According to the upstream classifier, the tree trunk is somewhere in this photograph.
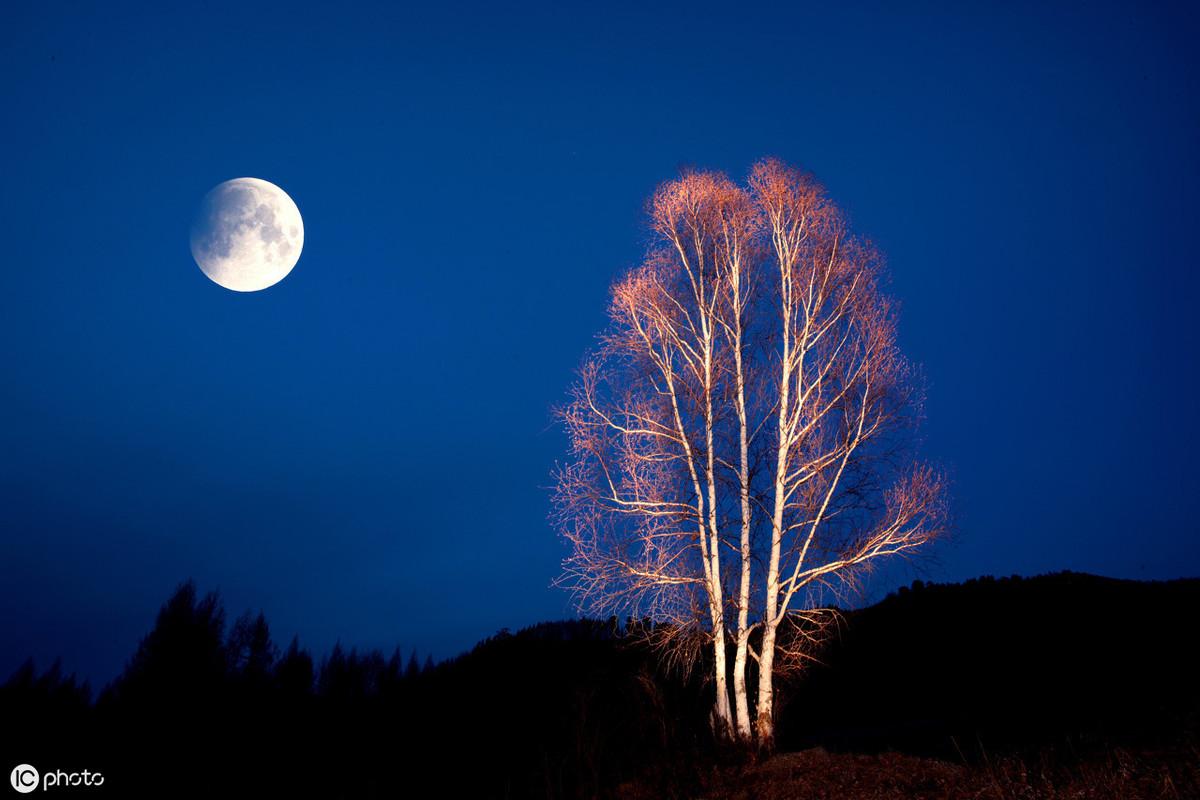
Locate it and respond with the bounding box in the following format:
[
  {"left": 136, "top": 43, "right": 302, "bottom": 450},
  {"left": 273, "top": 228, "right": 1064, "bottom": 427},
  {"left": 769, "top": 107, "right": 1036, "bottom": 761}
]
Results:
[
  {"left": 712, "top": 625, "right": 734, "bottom": 738},
  {"left": 755, "top": 624, "right": 777, "bottom": 748},
  {"left": 757, "top": 300, "right": 790, "bottom": 750},
  {"left": 732, "top": 632, "right": 752, "bottom": 738},
  {"left": 730, "top": 281, "right": 754, "bottom": 741}
]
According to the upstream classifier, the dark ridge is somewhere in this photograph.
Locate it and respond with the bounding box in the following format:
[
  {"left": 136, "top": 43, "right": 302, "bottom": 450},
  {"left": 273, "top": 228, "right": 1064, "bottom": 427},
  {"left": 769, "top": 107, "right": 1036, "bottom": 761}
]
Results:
[
  {"left": 776, "top": 571, "right": 1200, "bottom": 758},
  {"left": 2, "top": 571, "right": 1196, "bottom": 798}
]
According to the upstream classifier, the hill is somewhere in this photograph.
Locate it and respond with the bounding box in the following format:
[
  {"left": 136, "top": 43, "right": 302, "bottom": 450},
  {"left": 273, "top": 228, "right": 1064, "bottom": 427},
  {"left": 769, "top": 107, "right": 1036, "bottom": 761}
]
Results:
[
  {"left": 778, "top": 572, "right": 1200, "bottom": 757},
  {"left": 2, "top": 572, "right": 1196, "bottom": 798}
]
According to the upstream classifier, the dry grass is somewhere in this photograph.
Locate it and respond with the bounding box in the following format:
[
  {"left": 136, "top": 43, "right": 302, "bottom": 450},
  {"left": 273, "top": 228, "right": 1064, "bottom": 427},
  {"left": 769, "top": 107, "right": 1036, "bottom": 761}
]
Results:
[{"left": 620, "top": 745, "right": 1200, "bottom": 800}]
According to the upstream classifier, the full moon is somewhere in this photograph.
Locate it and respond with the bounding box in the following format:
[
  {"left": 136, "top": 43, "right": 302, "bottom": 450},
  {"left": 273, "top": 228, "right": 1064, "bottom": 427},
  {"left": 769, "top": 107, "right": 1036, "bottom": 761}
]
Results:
[{"left": 190, "top": 178, "right": 304, "bottom": 292}]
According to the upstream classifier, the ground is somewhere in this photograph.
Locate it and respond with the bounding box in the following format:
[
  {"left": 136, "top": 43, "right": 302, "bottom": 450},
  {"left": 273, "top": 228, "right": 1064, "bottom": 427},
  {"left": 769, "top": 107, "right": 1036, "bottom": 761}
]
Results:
[{"left": 621, "top": 745, "right": 1200, "bottom": 800}]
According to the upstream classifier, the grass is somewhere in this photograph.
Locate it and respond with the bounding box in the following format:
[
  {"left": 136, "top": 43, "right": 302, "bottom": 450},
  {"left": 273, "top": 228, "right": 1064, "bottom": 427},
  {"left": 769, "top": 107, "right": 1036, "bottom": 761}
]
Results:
[{"left": 618, "top": 742, "right": 1200, "bottom": 800}]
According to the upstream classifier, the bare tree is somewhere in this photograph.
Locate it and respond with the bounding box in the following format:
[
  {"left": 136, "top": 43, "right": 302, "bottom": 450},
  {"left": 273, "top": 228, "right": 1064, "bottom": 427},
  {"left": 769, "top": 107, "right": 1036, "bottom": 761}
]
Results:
[{"left": 554, "top": 159, "right": 946, "bottom": 748}]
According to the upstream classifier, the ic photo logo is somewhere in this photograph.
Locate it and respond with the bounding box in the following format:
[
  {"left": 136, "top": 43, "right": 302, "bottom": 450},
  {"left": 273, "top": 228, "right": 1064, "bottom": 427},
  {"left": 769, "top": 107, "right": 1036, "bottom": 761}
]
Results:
[
  {"left": 8, "top": 764, "right": 104, "bottom": 793},
  {"left": 9, "top": 765, "right": 38, "bottom": 794}
]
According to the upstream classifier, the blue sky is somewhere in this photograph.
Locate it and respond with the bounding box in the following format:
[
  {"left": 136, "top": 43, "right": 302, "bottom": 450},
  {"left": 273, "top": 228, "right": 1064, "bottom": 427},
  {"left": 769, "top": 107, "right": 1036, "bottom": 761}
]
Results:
[{"left": 1, "top": 0, "right": 1197, "bottom": 684}]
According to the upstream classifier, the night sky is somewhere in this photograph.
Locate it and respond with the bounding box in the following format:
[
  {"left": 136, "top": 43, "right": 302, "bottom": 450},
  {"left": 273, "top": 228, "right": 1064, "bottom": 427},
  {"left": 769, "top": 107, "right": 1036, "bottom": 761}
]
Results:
[{"left": 2, "top": 1, "right": 1197, "bottom": 685}]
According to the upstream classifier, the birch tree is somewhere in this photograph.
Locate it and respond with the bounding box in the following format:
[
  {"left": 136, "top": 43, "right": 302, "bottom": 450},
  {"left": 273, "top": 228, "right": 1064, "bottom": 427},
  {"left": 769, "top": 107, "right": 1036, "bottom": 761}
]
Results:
[{"left": 555, "top": 159, "right": 945, "bottom": 748}]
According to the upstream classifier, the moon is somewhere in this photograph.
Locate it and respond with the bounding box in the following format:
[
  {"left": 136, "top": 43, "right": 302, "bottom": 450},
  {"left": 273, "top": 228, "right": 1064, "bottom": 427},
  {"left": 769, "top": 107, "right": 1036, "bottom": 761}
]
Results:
[{"left": 190, "top": 178, "right": 303, "bottom": 292}]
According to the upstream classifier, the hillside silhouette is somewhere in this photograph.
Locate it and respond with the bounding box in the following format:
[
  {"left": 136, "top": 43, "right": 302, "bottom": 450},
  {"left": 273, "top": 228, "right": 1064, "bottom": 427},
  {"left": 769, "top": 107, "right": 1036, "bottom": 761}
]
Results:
[{"left": 2, "top": 572, "right": 1196, "bottom": 798}]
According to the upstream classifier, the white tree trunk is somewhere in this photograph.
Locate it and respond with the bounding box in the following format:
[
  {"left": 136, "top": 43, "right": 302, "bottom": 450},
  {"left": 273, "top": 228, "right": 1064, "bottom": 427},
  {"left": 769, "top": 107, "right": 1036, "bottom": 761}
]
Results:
[
  {"left": 732, "top": 634, "right": 752, "bottom": 738},
  {"left": 731, "top": 300, "right": 754, "bottom": 740},
  {"left": 712, "top": 622, "right": 733, "bottom": 736},
  {"left": 755, "top": 624, "right": 777, "bottom": 744}
]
